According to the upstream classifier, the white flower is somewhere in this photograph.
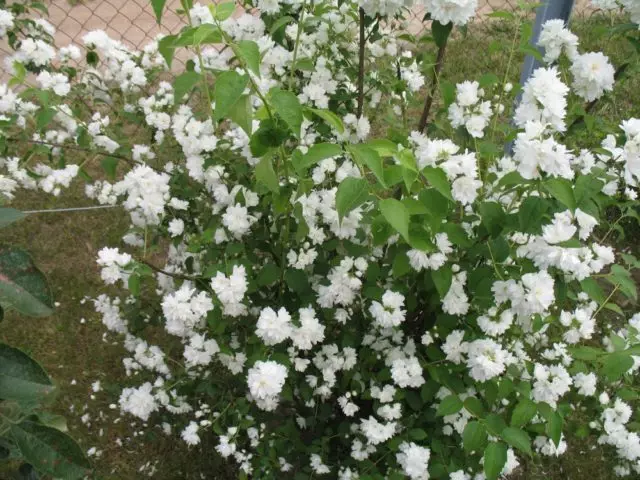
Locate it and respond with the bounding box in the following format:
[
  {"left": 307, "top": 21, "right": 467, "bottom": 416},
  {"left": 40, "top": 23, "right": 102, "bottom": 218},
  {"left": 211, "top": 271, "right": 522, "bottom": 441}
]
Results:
[
  {"left": 256, "top": 307, "right": 292, "bottom": 345},
  {"left": 360, "top": 416, "right": 397, "bottom": 445},
  {"left": 181, "top": 421, "right": 201, "bottom": 446},
  {"left": 424, "top": 0, "right": 478, "bottom": 26},
  {"left": 119, "top": 382, "right": 158, "bottom": 421},
  {"left": 247, "top": 361, "right": 288, "bottom": 409},
  {"left": 168, "top": 218, "right": 185, "bottom": 237},
  {"left": 570, "top": 52, "right": 615, "bottom": 102},
  {"left": 538, "top": 19, "right": 579, "bottom": 63},
  {"left": 36, "top": 71, "right": 71, "bottom": 96},
  {"left": 396, "top": 442, "right": 430, "bottom": 480},
  {"left": 210, "top": 265, "right": 248, "bottom": 317},
  {"left": 369, "top": 290, "right": 406, "bottom": 328},
  {"left": 573, "top": 372, "right": 597, "bottom": 396}
]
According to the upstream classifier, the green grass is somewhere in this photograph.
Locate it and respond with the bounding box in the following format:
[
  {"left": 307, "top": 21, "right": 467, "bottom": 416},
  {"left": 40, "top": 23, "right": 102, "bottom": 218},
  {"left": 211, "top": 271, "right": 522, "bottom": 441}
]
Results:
[{"left": 2, "top": 13, "right": 639, "bottom": 480}]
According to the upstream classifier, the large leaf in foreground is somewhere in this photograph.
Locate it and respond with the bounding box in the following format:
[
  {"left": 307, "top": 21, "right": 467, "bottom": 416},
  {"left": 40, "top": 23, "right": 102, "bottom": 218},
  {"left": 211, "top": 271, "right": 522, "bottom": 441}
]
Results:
[
  {"left": 0, "top": 247, "right": 53, "bottom": 317},
  {"left": 11, "top": 421, "right": 91, "bottom": 479},
  {"left": 0, "top": 343, "right": 54, "bottom": 402}
]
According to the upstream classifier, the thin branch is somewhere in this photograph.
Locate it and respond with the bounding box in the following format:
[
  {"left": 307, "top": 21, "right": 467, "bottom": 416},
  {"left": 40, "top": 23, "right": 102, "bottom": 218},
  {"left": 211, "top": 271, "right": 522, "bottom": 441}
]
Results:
[
  {"left": 7, "top": 137, "right": 138, "bottom": 167},
  {"left": 139, "top": 259, "right": 202, "bottom": 281},
  {"left": 418, "top": 41, "right": 448, "bottom": 133},
  {"left": 356, "top": 7, "right": 366, "bottom": 118}
]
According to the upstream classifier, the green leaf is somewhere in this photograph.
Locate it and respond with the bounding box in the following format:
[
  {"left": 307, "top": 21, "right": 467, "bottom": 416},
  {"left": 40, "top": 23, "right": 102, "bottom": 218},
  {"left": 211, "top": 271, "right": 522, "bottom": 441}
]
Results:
[
  {"left": 151, "top": 0, "right": 167, "bottom": 24},
  {"left": 101, "top": 157, "right": 118, "bottom": 180},
  {"left": 214, "top": 71, "right": 249, "bottom": 121},
  {"left": 463, "top": 421, "right": 488, "bottom": 452},
  {"left": 432, "top": 20, "right": 453, "bottom": 48},
  {"left": 293, "top": 143, "right": 342, "bottom": 173},
  {"left": 422, "top": 167, "right": 453, "bottom": 201},
  {"left": 601, "top": 351, "right": 634, "bottom": 381},
  {"left": 0, "top": 343, "right": 54, "bottom": 402},
  {"left": 257, "top": 263, "right": 279, "bottom": 286},
  {"left": 484, "top": 442, "right": 508, "bottom": 480},
  {"left": 511, "top": 399, "right": 537, "bottom": 428},
  {"left": 431, "top": 266, "right": 453, "bottom": 298},
  {"left": 0, "top": 247, "right": 54, "bottom": 317},
  {"left": 255, "top": 155, "right": 279, "bottom": 193},
  {"left": 409, "top": 428, "right": 427, "bottom": 441},
  {"left": 173, "top": 71, "right": 201, "bottom": 102},
  {"left": 348, "top": 144, "right": 386, "bottom": 187},
  {"left": 580, "top": 277, "right": 606, "bottom": 304},
  {"left": 336, "top": 177, "right": 370, "bottom": 221},
  {"left": 228, "top": 94, "right": 253, "bottom": 135},
  {"left": 609, "top": 265, "right": 637, "bottom": 301},
  {"left": 379, "top": 199, "right": 410, "bottom": 243},
  {"left": 36, "top": 107, "right": 56, "bottom": 130},
  {"left": 544, "top": 178, "right": 576, "bottom": 211},
  {"left": 0, "top": 208, "right": 26, "bottom": 229},
  {"left": 307, "top": 108, "right": 344, "bottom": 133},
  {"left": 436, "top": 394, "right": 463, "bottom": 417},
  {"left": 270, "top": 89, "right": 303, "bottom": 138},
  {"left": 479, "top": 202, "right": 506, "bottom": 237},
  {"left": 270, "top": 15, "right": 295, "bottom": 35},
  {"left": 158, "top": 34, "right": 177, "bottom": 68},
  {"left": 501, "top": 427, "right": 532, "bottom": 456},
  {"left": 518, "top": 197, "right": 549, "bottom": 233},
  {"left": 234, "top": 40, "right": 261, "bottom": 78},
  {"left": 210, "top": 1, "right": 235, "bottom": 21},
  {"left": 545, "top": 411, "right": 563, "bottom": 448},
  {"left": 11, "top": 421, "right": 91, "bottom": 479},
  {"left": 464, "top": 397, "right": 485, "bottom": 418}
]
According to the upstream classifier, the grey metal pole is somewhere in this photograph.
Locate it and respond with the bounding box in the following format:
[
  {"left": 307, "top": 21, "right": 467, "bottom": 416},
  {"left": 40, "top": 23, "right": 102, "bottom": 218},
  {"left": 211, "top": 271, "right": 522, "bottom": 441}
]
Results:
[
  {"left": 518, "top": 0, "right": 576, "bottom": 86},
  {"left": 507, "top": 0, "right": 576, "bottom": 155}
]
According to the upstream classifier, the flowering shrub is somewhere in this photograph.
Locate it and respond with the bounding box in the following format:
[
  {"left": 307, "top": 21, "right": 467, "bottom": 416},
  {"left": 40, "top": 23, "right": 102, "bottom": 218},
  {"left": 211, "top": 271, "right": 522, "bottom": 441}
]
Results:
[{"left": 1, "top": 0, "right": 640, "bottom": 478}]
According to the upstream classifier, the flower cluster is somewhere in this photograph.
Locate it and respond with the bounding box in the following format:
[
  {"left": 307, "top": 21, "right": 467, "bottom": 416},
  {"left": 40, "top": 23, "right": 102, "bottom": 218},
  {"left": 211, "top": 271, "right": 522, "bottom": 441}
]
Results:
[{"left": 1, "top": 2, "right": 640, "bottom": 480}]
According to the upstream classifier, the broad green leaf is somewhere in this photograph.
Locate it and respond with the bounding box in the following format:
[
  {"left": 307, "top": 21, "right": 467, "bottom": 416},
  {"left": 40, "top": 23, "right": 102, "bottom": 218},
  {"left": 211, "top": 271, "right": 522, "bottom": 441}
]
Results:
[
  {"left": 609, "top": 265, "right": 637, "bottom": 301},
  {"left": 151, "top": 0, "right": 167, "bottom": 24},
  {"left": 432, "top": 20, "right": 453, "bottom": 48},
  {"left": 379, "top": 199, "right": 410, "bottom": 242},
  {"left": 479, "top": 202, "right": 506, "bottom": 238},
  {"left": 214, "top": 71, "right": 249, "bottom": 121},
  {"left": 580, "top": 277, "right": 606, "bottom": 304},
  {"left": 463, "top": 397, "right": 485, "bottom": 417},
  {"left": 228, "top": 94, "right": 252, "bottom": 135},
  {"left": 349, "top": 144, "right": 386, "bottom": 187},
  {"left": 431, "top": 266, "right": 453, "bottom": 298},
  {"left": 11, "top": 421, "right": 91, "bottom": 479},
  {"left": 0, "top": 343, "right": 54, "bottom": 402},
  {"left": 544, "top": 178, "right": 576, "bottom": 211},
  {"left": 518, "top": 197, "right": 549, "bottom": 233},
  {"left": 210, "top": 1, "right": 235, "bottom": 21},
  {"left": 173, "top": 71, "right": 201, "bottom": 102},
  {"left": 0, "top": 208, "right": 26, "bottom": 229},
  {"left": 501, "top": 427, "right": 532, "bottom": 456},
  {"left": 463, "top": 421, "right": 488, "bottom": 452},
  {"left": 255, "top": 155, "right": 279, "bottom": 193},
  {"left": 293, "top": 143, "right": 342, "bottom": 173},
  {"left": 271, "top": 89, "right": 303, "bottom": 138},
  {"left": 234, "top": 40, "right": 261, "bottom": 78},
  {"left": 336, "top": 177, "right": 369, "bottom": 220},
  {"left": 436, "top": 394, "right": 463, "bottom": 417},
  {"left": 367, "top": 139, "right": 397, "bottom": 157},
  {"left": 0, "top": 247, "right": 54, "bottom": 317},
  {"left": 601, "top": 351, "right": 634, "bottom": 381},
  {"left": 545, "top": 411, "right": 563, "bottom": 448},
  {"left": 511, "top": 399, "right": 537, "bottom": 428},
  {"left": 101, "top": 157, "right": 118, "bottom": 180},
  {"left": 158, "top": 34, "right": 177, "bottom": 67},
  {"left": 484, "top": 442, "right": 508, "bottom": 480},
  {"left": 307, "top": 108, "right": 344, "bottom": 133},
  {"left": 409, "top": 428, "right": 427, "bottom": 440},
  {"left": 270, "top": 15, "right": 294, "bottom": 35},
  {"left": 422, "top": 167, "right": 453, "bottom": 201}
]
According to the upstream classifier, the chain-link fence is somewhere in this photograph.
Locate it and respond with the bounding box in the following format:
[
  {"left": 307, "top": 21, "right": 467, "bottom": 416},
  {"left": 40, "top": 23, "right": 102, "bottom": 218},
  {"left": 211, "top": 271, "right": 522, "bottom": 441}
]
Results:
[{"left": 0, "top": 0, "right": 596, "bottom": 78}]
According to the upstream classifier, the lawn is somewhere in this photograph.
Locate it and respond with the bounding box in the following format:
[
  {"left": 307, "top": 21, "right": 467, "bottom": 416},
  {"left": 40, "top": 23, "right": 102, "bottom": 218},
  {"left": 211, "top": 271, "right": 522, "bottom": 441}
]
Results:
[{"left": 1, "top": 11, "right": 639, "bottom": 480}]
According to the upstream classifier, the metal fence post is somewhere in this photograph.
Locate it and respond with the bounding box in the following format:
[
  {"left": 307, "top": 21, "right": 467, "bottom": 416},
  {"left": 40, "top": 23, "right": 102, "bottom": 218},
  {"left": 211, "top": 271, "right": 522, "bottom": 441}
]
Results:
[
  {"left": 518, "top": 0, "right": 576, "bottom": 89},
  {"left": 507, "top": 0, "right": 576, "bottom": 154}
]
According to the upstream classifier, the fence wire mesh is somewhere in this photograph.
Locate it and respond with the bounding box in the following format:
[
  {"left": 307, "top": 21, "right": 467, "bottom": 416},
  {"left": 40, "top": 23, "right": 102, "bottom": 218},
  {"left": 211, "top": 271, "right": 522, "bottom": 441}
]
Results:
[{"left": 0, "top": 0, "right": 596, "bottom": 78}]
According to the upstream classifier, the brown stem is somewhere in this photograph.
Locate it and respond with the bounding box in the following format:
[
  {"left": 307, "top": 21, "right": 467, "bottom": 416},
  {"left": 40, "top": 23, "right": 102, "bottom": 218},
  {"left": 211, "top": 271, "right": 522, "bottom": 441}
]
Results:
[
  {"left": 356, "top": 7, "right": 366, "bottom": 118},
  {"left": 8, "top": 138, "right": 137, "bottom": 167},
  {"left": 418, "top": 41, "right": 448, "bottom": 133},
  {"left": 139, "top": 259, "right": 201, "bottom": 281}
]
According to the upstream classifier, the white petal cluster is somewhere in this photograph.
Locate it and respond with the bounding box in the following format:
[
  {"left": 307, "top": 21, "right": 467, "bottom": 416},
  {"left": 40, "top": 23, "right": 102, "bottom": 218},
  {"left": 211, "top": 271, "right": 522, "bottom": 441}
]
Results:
[
  {"left": 96, "top": 247, "right": 132, "bottom": 286},
  {"left": 396, "top": 442, "right": 430, "bottom": 480},
  {"left": 448, "top": 81, "right": 493, "bottom": 138},
  {"left": 424, "top": 0, "right": 478, "bottom": 26},
  {"left": 161, "top": 284, "right": 214, "bottom": 337},
  {"left": 247, "top": 360, "right": 288, "bottom": 411},
  {"left": 210, "top": 265, "right": 248, "bottom": 317}
]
